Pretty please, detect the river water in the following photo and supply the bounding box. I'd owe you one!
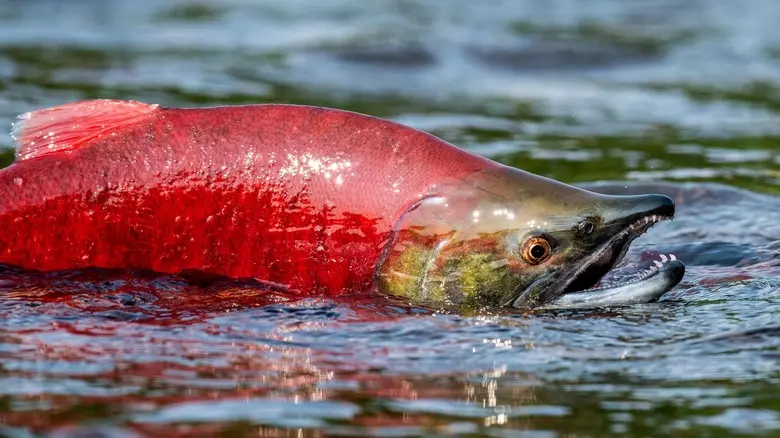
[0,0,779,436]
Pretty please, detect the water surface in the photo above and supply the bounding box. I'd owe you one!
[0,0,779,436]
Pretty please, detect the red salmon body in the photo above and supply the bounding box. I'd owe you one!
[0,100,497,295]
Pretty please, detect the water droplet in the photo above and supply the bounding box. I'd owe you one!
[13,178,23,186]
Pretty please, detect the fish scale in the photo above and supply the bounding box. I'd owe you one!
[0,100,495,295]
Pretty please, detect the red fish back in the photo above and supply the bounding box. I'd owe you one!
[0,101,495,294]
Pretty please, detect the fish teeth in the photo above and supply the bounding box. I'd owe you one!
[660,254,668,262]
[670,254,677,261]
[653,260,663,268]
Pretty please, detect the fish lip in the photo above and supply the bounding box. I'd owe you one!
[540,259,685,309]
[509,212,674,308]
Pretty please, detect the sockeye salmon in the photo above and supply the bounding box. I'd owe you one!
[1,100,684,309]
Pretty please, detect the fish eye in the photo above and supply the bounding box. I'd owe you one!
[521,237,551,264]
[578,219,595,235]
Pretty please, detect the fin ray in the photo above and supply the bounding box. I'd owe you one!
[11,99,159,161]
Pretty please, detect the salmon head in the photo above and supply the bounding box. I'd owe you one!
[377,165,685,310]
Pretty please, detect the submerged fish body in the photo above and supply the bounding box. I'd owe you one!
[1,100,684,309]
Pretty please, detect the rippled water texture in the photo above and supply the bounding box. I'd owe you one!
[0,0,779,436]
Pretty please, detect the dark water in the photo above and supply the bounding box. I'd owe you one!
[0,0,779,436]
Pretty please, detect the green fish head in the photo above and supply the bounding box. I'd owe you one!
[377,166,681,310]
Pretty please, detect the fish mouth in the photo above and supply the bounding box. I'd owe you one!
[510,196,685,309]
[542,213,684,309]
[562,213,671,296]
[542,256,685,309]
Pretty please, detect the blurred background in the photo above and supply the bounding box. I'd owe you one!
[0,0,778,192]
[0,1,779,437]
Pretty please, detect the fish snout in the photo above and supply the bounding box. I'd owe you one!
[602,193,675,226]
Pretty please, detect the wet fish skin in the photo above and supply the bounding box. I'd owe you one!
[0,100,683,308]
[1,100,496,295]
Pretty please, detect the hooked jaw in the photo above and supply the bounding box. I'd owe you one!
[544,257,685,309]
[510,193,685,309]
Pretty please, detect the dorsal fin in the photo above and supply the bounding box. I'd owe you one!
[11,99,159,161]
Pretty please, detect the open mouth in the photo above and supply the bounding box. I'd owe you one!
[563,214,670,293]
[541,213,685,309]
